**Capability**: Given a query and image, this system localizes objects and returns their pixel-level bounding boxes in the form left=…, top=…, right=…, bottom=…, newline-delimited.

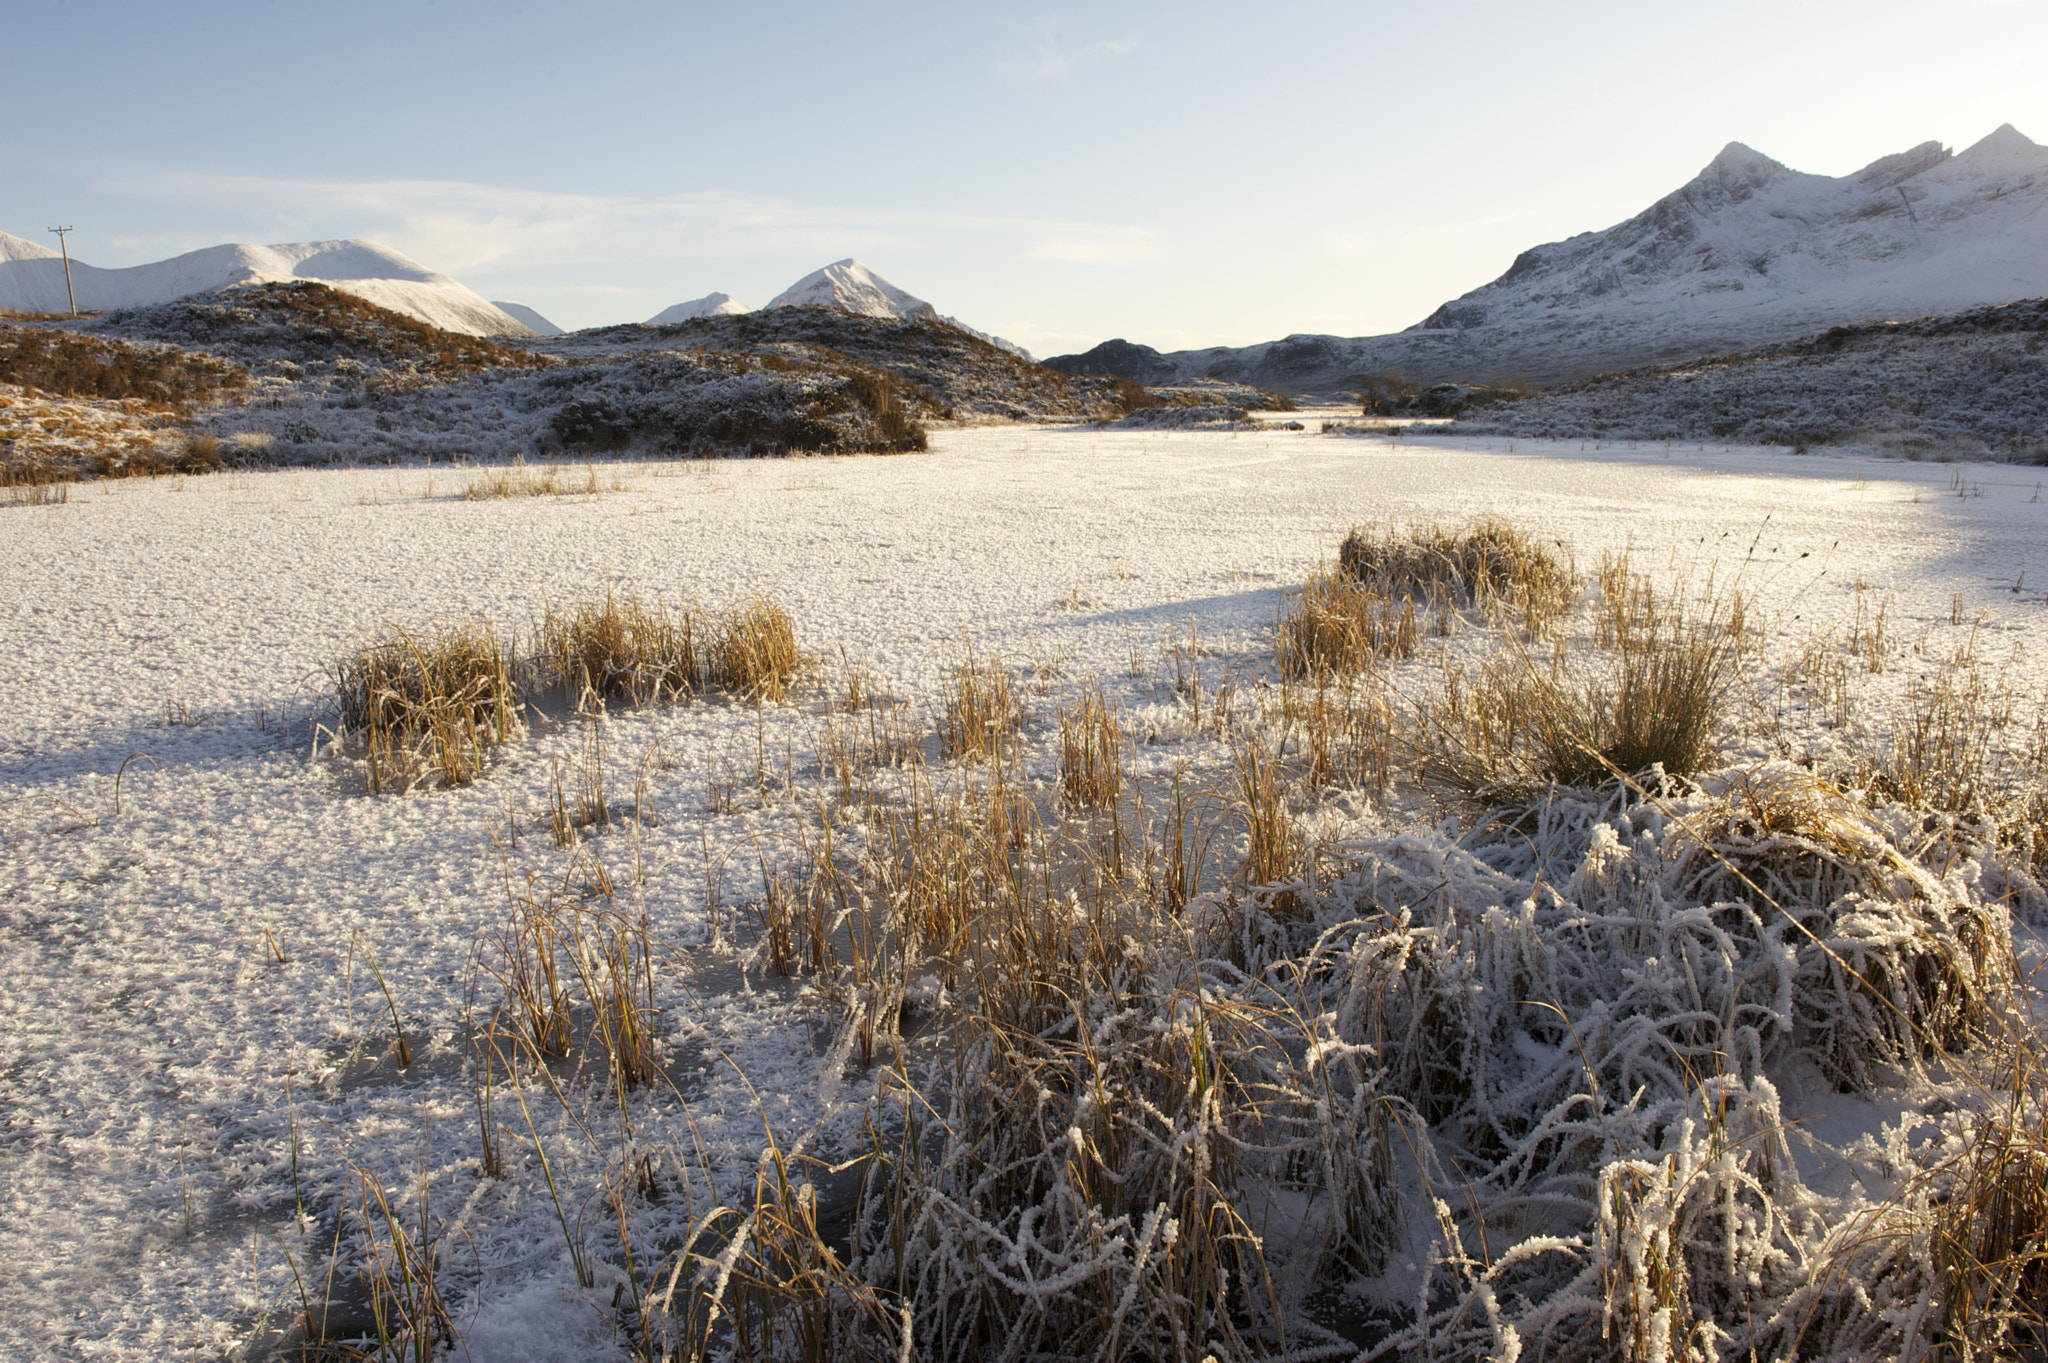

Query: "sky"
left=4, top=0, right=2045, bottom=355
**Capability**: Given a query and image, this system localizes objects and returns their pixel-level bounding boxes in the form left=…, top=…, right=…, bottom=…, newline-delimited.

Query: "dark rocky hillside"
left=1439, top=298, right=2048, bottom=459
left=7, top=284, right=1171, bottom=472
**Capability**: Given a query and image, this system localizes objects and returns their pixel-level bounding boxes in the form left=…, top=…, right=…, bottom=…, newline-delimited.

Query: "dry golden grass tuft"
left=1232, top=731, right=1303, bottom=912
left=1862, top=635, right=2012, bottom=812
left=1276, top=568, right=1418, bottom=676
left=1056, top=683, right=1124, bottom=807
left=1421, top=578, right=1745, bottom=805
left=464, top=459, right=602, bottom=500
left=941, top=648, right=1021, bottom=761
left=1276, top=667, right=1398, bottom=799
left=1339, top=514, right=1578, bottom=632
left=1931, top=1047, right=2048, bottom=1358
left=6, top=480, right=67, bottom=506
left=710, top=596, right=801, bottom=701
left=534, top=588, right=700, bottom=708
left=332, top=620, right=519, bottom=792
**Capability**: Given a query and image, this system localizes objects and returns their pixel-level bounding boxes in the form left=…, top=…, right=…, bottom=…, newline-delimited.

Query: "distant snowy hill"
left=766, top=260, right=936, bottom=319
left=1046, top=124, right=2048, bottom=391
left=766, top=259, right=1032, bottom=360
left=491, top=301, right=563, bottom=336
left=647, top=292, right=751, bottom=324
left=0, top=233, right=531, bottom=338
left=1414, top=123, right=2048, bottom=339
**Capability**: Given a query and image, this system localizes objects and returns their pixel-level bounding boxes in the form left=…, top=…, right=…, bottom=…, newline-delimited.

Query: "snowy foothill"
left=0, top=233, right=531, bottom=339
left=646, top=294, right=752, bottom=324
left=491, top=302, right=566, bottom=337
left=3, top=424, right=2047, bottom=1359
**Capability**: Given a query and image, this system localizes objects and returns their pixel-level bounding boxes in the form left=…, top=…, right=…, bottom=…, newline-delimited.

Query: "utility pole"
left=47, top=226, right=77, bottom=316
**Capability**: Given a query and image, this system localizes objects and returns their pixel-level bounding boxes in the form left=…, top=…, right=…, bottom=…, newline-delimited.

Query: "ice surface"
left=2, top=424, right=2044, bottom=1357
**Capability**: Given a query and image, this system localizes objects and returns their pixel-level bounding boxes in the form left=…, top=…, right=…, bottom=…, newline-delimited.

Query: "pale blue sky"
left=6, top=0, right=2043, bottom=353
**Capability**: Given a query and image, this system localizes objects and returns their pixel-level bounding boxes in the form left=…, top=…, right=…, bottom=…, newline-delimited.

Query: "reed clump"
left=1273, top=668, right=1398, bottom=799
left=1339, top=515, right=1578, bottom=631
left=1420, top=581, right=1744, bottom=805
left=941, top=651, right=1021, bottom=762
left=332, top=621, right=519, bottom=791
left=534, top=588, right=700, bottom=707
left=711, top=596, right=801, bottom=701
left=1931, top=1051, right=2048, bottom=1360
left=1275, top=568, right=1418, bottom=676
left=464, top=459, right=600, bottom=500
left=1057, top=684, right=1124, bottom=807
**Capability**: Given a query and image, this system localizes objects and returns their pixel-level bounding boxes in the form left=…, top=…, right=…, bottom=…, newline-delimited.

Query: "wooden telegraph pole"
left=47, top=226, right=78, bottom=316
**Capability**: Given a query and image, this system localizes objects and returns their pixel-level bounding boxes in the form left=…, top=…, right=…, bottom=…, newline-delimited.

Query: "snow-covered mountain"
left=0, top=233, right=531, bottom=337
left=647, top=292, right=751, bottom=324
left=766, top=259, right=935, bottom=319
left=764, top=259, right=1032, bottom=359
left=1417, top=123, right=2047, bottom=339
left=1047, top=124, right=2048, bottom=391
left=491, top=301, right=563, bottom=336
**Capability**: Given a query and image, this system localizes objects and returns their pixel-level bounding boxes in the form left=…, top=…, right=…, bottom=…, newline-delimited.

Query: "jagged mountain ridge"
left=1046, top=125, right=2048, bottom=392
left=0, top=233, right=531, bottom=338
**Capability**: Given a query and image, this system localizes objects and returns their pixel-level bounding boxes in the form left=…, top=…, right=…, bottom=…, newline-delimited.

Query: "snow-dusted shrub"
left=94, top=282, right=549, bottom=376
left=1443, top=298, right=2048, bottom=459
left=530, top=354, right=924, bottom=457
left=1183, top=761, right=2022, bottom=1360
left=0, top=322, right=247, bottom=406
left=1108, top=403, right=1253, bottom=429
left=802, top=928, right=1417, bottom=1363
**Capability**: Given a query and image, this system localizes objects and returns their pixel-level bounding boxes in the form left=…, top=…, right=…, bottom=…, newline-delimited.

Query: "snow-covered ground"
left=2, top=425, right=2044, bottom=1359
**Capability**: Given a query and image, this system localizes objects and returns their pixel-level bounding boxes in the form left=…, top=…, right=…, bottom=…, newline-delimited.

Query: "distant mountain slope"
left=647, top=292, right=750, bottom=323
left=1438, top=296, right=2048, bottom=459
left=491, top=301, right=563, bottom=336
left=0, top=233, right=530, bottom=338
left=1046, top=124, right=2048, bottom=393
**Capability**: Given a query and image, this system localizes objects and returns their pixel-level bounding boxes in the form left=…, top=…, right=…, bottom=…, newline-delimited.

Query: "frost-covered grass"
left=3, top=428, right=2047, bottom=1361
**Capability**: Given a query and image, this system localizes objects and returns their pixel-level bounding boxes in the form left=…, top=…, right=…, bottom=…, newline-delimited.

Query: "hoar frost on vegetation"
left=2, top=428, right=2046, bottom=1361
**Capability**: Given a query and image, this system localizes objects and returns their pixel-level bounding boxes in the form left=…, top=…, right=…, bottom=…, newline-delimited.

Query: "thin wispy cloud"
left=107, top=171, right=1167, bottom=274
left=996, top=13, right=1140, bottom=82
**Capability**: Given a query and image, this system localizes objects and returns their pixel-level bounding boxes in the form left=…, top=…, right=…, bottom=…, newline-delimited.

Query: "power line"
left=46, top=226, right=77, bottom=317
